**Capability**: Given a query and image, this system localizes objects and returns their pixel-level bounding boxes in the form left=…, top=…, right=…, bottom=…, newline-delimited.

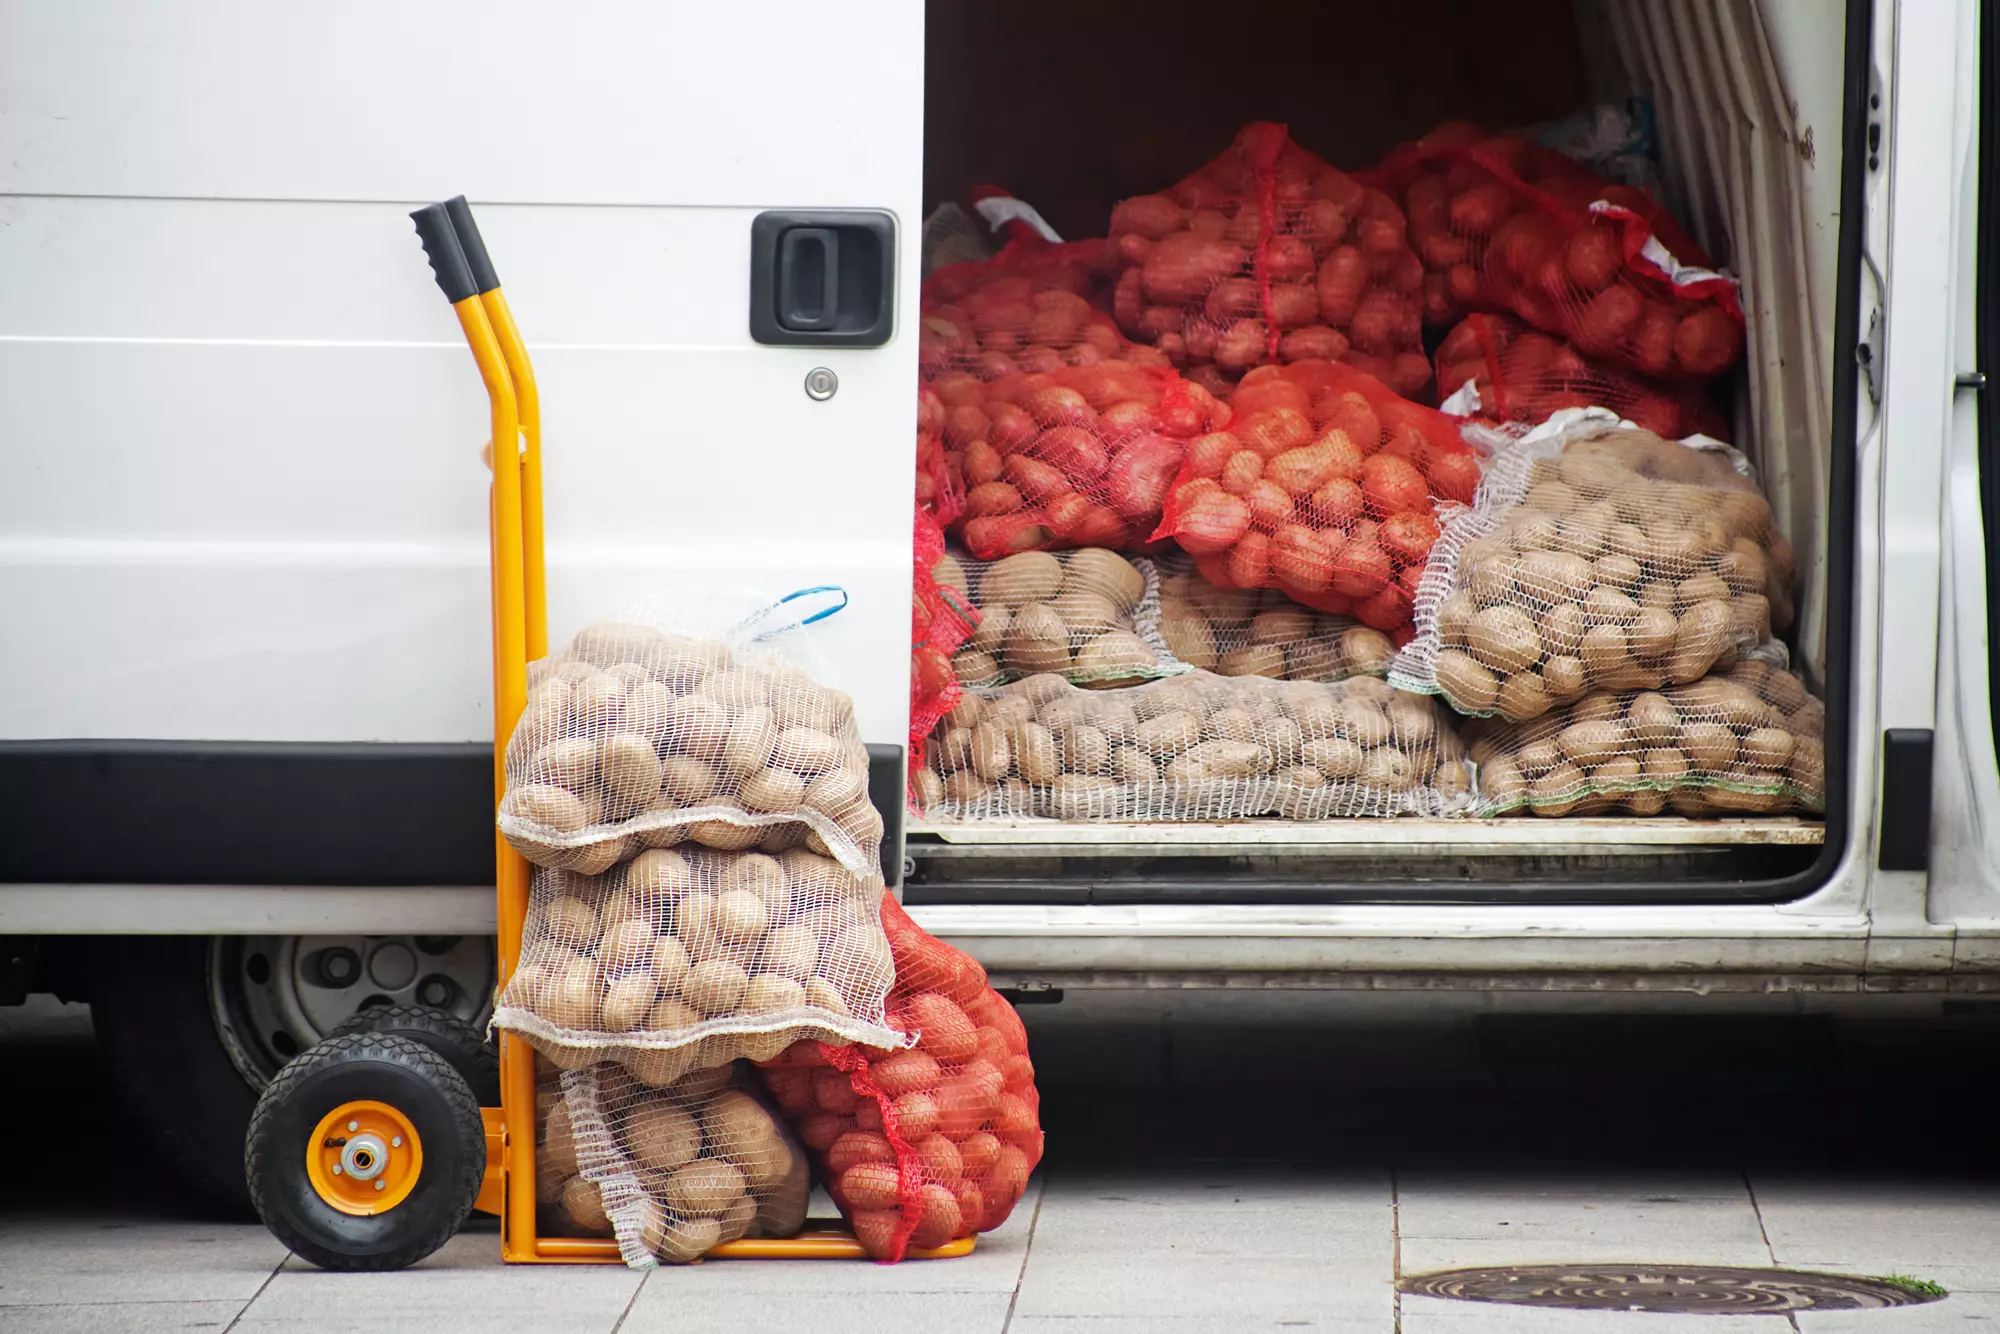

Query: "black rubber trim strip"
left=1877, top=728, right=1935, bottom=870
left=0, top=740, right=908, bottom=887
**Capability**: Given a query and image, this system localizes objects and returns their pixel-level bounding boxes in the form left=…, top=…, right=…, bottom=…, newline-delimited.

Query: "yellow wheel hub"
left=306, top=1099, right=423, bottom=1216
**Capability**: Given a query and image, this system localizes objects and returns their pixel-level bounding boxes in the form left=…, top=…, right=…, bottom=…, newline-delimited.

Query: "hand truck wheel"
left=245, top=1031, right=486, bottom=1271
left=330, top=1003, right=501, bottom=1106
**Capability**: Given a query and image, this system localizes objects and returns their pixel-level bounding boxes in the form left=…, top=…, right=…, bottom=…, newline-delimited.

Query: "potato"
left=1466, top=606, right=1542, bottom=674
left=626, top=1098, right=703, bottom=1173
left=690, top=819, right=764, bottom=851
left=713, top=889, right=770, bottom=944
left=1495, top=671, right=1552, bottom=721
left=1003, top=603, right=1072, bottom=676
left=664, top=1158, right=747, bottom=1218
left=742, top=974, right=807, bottom=1015
left=681, top=959, right=750, bottom=1016
left=1434, top=649, right=1500, bottom=711
left=526, top=737, right=597, bottom=791
left=1219, top=643, right=1287, bottom=678
left=560, top=1175, right=614, bottom=1235
left=507, top=783, right=589, bottom=833
left=983, top=551, right=1064, bottom=607
left=1063, top=548, right=1144, bottom=611
left=1075, top=631, right=1159, bottom=683
left=1160, top=614, right=1219, bottom=671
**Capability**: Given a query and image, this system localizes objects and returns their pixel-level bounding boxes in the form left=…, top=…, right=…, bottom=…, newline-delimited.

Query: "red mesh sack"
left=1366, top=122, right=1744, bottom=383
left=756, top=893, right=1041, bottom=1262
left=1436, top=313, right=1728, bottom=442
left=1107, top=122, right=1431, bottom=401
left=1150, top=359, right=1482, bottom=639
left=920, top=240, right=1231, bottom=559
left=909, top=505, right=979, bottom=788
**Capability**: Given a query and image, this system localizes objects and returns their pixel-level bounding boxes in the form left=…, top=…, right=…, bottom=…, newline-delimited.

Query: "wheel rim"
left=208, top=935, right=495, bottom=1087
left=305, top=1099, right=425, bottom=1217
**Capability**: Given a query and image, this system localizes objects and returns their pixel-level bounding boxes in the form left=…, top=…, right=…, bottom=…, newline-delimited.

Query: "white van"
left=0, top=0, right=1987, bottom=1209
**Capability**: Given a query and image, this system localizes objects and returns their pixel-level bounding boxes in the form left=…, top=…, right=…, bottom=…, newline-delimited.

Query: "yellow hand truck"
left=239, top=197, right=972, bottom=1271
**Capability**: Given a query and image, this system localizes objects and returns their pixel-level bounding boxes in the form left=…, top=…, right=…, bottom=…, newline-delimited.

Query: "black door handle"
left=779, top=227, right=841, bottom=330
left=750, top=210, right=896, bottom=347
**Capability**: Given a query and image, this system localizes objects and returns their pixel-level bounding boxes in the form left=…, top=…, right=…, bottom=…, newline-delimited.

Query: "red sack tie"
left=755, top=893, right=1042, bottom=1262
left=1150, top=357, right=1482, bottom=641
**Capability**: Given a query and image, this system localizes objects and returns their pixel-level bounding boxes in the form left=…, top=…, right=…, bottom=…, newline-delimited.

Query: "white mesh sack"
left=1391, top=411, right=1798, bottom=722
left=936, top=546, right=1190, bottom=690
left=914, top=669, right=1473, bottom=820
left=1153, top=552, right=1395, bottom=682
left=1467, top=657, right=1826, bottom=818
left=495, top=847, right=901, bottom=1074
left=499, top=595, right=884, bottom=880
left=547, top=1061, right=810, bottom=1267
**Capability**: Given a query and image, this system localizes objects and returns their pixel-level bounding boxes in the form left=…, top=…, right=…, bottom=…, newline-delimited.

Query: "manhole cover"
left=1400, top=1265, right=1943, bottom=1314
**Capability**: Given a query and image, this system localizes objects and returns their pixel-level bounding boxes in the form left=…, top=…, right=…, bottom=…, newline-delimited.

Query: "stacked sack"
left=758, top=894, right=1042, bottom=1262
left=1435, top=312, right=1728, bottom=444
left=1107, top=122, right=1432, bottom=401
left=1363, top=121, right=1745, bottom=388
left=918, top=240, right=1230, bottom=560
left=915, top=670, right=1472, bottom=821
left=1153, top=552, right=1395, bottom=683
left=935, top=546, right=1187, bottom=691
left=1390, top=412, right=1822, bottom=817
left=496, top=611, right=905, bottom=1264
left=1150, top=358, right=1483, bottom=637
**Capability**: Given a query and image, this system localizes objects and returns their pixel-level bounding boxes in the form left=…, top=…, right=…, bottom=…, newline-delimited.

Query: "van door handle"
left=749, top=210, right=896, bottom=347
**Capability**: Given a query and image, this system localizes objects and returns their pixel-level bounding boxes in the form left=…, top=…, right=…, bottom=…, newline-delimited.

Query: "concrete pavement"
left=7, top=995, right=2000, bottom=1331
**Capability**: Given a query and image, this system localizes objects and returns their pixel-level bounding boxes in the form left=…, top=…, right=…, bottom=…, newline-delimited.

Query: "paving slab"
left=0, top=1299, right=245, bottom=1333
left=1795, top=1289, right=2000, bottom=1330
left=1396, top=1171, right=1772, bottom=1272
left=229, top=1232, right=642, bottom=1334
left=1398, top=1297, right=1771, bottom=1331
left=1010, top=1168, right=1393, bottom=1325
left=0, top=1216, right=285, bottom=1308
left=618, top=1290, right=1013, bottom=1334
left=1754, top=1176, right=2000, bottom=1292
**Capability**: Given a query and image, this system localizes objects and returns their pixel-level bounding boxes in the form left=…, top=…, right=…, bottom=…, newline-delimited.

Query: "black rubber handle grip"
left=410, top=203, right=477, bottom=304
left=444, top=196, right=500, bottom=295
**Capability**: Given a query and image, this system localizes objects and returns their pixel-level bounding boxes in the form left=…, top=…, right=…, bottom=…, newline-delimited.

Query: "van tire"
left=90, top=936, right=257, bottom=1216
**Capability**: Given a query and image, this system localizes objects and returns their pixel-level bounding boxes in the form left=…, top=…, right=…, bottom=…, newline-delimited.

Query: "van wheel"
left=246, top=1032, right=486, bottom=1271
left=90, top=935, right=494, bottom=1216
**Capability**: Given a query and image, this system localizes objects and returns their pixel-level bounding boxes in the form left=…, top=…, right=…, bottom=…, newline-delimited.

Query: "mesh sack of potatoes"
left=914, top=669, right=1473, bottom=821
left=1391, top=411, right=1798, bottom=722
left=756, top=892, right=1041, bottom=1262
left=1153, top=358, right=1484, bottom=636
left=498, top=612, right=884, bottom=880
left=1467, top=657, right=1826, bottom=817
left=543, top=1060, right=811, bottom=1267
left=493, top=847, right=903, bottom=1075
left=912, top=506, right=981, bottom=774
left=1153, top=551, right=1395, bottom=683
left=919, top=241, right=1231, bottom=560
left=934, top=546, right=1188, bottom=690
left=1106, top=121, right=1433, bottom=400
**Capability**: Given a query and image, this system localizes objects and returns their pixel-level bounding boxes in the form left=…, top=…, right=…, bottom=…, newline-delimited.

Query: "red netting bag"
left=920, top=240, right=1230, bottom=559
left=1366, top=122, right=1744, bottom=384
left=910, top=504, right=979, bottom=789
left=756, top=893, right=1041, bottom=1263
left=1150, top=359, right=1483, bottom=639
left=1107, top=122, right=1431, bottom=401
left=1436, top=313, right=1728, bottom=443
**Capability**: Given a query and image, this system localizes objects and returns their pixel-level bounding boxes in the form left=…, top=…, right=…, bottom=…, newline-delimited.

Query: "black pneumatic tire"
left=330, top=1004, right=500, bottom=1106
left=246, top=1032, right=485, bottom=1271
